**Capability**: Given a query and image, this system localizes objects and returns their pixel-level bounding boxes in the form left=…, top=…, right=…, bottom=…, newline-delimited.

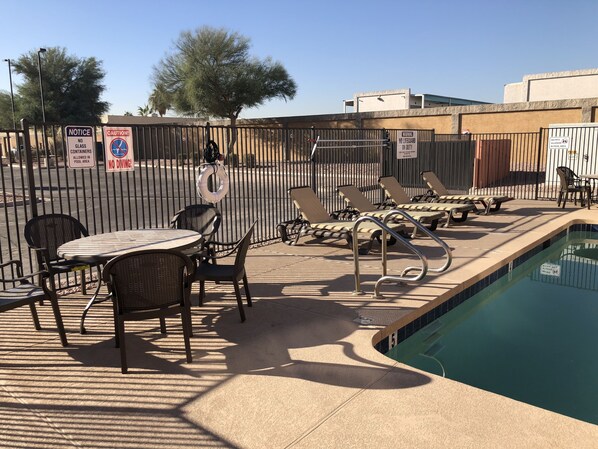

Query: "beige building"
left=504, top=68, right=598, bottom=103
left=342, top=89, right=488, bottom=113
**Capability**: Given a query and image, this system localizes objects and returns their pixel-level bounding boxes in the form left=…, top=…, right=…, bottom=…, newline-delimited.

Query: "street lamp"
left=37, top=48, right=47, bottom=123
left=3, top=58, right=16, bottom=129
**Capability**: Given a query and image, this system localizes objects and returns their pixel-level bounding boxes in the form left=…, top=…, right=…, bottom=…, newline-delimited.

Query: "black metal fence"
left=1, top=122, right=596, bottom=278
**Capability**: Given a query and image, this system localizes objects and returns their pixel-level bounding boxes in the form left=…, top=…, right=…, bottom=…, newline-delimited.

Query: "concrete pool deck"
left=1, top=200, right=597, bottom=448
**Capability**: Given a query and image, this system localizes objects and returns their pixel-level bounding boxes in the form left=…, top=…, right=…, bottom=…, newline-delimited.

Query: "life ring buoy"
left=196, top=163, right=229, bottom=203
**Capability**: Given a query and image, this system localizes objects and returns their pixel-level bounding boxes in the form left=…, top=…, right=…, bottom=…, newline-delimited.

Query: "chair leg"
left=242, top=274, right=252, bottom=307
left=47, top=292, right=68, bottom=347
left=159, top=317, right=167, bottom=334
left=28, top=303, right=41, bottom=330
left=233, top=280, right=246, bottom=322
left=198, top=280, right=205, bottom=306
left=81, top=269, right=87, bottom=295
left=117, top=318, right=127, bottom=374
left=181, top=307, right=193, bottom=363
left=113, top=298, right=120, bottom=348
left=185, top=300, right=193, bottom=338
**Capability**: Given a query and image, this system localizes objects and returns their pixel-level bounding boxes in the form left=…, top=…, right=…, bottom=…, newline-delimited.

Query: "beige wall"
left=461, top=109, right=582, bottom=133
left=221, top=98, right=598, bottom=134
left=362, top=115, right=453, bottom=133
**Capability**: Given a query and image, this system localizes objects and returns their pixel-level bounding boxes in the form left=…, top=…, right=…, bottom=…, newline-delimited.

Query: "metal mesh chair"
left=0, top=259, right=68, bottom=347
left=194, top=221, right=256, bottom=322
left=556, top=166, right=591, bottom=209
left=24, top=214, right=101, bottom=294
left=102, top=249, right=195, bottom=374
left=170, top=205, right=222, bottom=260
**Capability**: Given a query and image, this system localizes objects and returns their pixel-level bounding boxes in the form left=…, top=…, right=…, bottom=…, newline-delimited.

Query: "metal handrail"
left=381, top=210, right=452, bottom=278
left=352, top=215, right=429, bottom=297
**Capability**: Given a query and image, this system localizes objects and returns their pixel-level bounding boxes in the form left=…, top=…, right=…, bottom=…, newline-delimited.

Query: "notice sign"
left=66, top=126, right=96, bottom=169
left=548, top=136, right=570, bottom=151
left=104, top=127, right=135, bottom=172
left=548, top=136, right=576, bottom=160
left=397, top=130, right=418, bottom=159
left=540, top=263, right=561, bottom=277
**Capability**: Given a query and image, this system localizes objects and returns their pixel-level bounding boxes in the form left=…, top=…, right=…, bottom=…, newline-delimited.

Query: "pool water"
left=386, top=232, right=598, bottom=424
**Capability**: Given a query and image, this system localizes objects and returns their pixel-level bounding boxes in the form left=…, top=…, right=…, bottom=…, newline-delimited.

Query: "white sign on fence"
left=397, top=130, right=418, bottom=159
left=548, top=136, right=570, bottom=151
left=104, top=127, right=135, bottom=172
left=66, top=125, right=96, bottom=169
left=548, top=136, right=577, bottom=161
left=540, top=263, right=561, bottom=277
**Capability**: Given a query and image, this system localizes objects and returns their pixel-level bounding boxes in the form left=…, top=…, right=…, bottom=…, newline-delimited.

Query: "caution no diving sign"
left=104, top=127, right=135, bottom=172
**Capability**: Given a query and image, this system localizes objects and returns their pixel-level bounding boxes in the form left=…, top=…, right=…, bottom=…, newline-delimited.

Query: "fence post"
left=380, top=129, right=389, bottom=203
left=310, top=126, right=316, bottom=191
left=534, top=128, right=544, bottom=200
left=20, top=119, right=38, bottom=218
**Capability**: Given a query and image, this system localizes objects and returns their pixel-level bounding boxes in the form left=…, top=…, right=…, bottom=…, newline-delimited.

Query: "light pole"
left=3, top=58, right=16, bottom=129
left=37, top=48, right=47, bottom=123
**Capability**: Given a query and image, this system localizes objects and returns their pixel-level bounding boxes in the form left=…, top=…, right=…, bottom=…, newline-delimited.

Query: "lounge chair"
left=279, top=186, right=406, bottom=252
left=377, top=176, right=476, bottom=226
left=337, top=184, right=445, bottom=231
left=420, top=170, right=513, bottom=215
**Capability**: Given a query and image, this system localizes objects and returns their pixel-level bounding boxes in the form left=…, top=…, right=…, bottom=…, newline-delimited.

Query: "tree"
left=10, top=47, right=109, bottom=123
left=148, top=84, right=171, bottom=117
left=152, top=26, right=297, bottom=153
left=0, top=91, right=20, bottom=129
left=137, top=104, right=153, bottom=116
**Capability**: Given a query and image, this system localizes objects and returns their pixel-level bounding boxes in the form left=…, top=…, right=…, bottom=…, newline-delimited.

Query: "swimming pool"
left=385, top=230, right=598, bottom=424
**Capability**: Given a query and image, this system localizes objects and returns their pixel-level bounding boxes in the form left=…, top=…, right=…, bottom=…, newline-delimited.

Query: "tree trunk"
left=227, top=115, right=238, bottom=156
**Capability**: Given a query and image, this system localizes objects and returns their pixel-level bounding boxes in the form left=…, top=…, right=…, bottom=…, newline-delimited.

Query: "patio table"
left=57, top=228, right=202, bottom=333
left=580, top=174, right=598, bottom=204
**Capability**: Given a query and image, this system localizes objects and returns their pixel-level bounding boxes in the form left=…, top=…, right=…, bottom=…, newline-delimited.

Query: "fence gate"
left=309, top=128, right=388, bottom=212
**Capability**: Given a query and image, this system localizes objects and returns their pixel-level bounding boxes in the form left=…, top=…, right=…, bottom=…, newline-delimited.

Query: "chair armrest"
left=0, top=259, right=24, bottom=271
left=30, top=247, right=60, bottom=275
left=203, top=238, right=243, bottom=259
left=380, top=198, right=395, bottom=208
left=332, top=207, right=358, bottom=220
left=411, top=190, right=438, bottom=202
left=0, top=257, right=53, bottom=286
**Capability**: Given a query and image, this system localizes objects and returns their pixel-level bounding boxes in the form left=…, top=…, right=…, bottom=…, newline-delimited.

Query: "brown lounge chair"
left=337, top=184, right=445, bottom=231
left=420, top=170, right=513, bottom=215
left=279, top=186, right=406, bottom=253
left=377, top=176, right=476, bottom=226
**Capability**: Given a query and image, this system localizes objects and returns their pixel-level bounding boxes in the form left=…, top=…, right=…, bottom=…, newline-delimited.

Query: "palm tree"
left=149, top=84, right=171, bottom=117
left=137, top=104, right=153, bottom=116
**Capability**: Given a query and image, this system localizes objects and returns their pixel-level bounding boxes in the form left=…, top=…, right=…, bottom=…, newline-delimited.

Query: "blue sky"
left=1, top=0, right=596, bottom=119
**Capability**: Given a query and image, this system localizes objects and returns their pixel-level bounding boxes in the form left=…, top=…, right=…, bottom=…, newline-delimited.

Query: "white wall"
left=504, top=69, right=598, bottom=103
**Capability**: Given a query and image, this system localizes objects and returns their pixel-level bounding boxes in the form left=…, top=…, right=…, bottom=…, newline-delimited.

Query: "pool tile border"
left=375, top=223, right=598, bottom=354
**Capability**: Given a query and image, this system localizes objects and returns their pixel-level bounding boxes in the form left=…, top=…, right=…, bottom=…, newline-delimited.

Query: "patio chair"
left=556, top=166, right=591, bottom=209
left=102, top=249, right=195, bottom=374
left=0, top=259, right=68, bottom=347
left=170, top=204, right=222, bottom=260
left=336, top=184, right=444, bottom=231
left=377, top=176, right=476, bottom=226
left=193, top=221, right=256, bottom=322
left=24, top=214, right=101, bottom=295
left=420, top=170, right=513, bottom=215
left=280, top=186, right=406, bottom=252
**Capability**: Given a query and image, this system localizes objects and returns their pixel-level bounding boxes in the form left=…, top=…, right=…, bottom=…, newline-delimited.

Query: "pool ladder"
left=352, top=210, right=452, bottom=298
